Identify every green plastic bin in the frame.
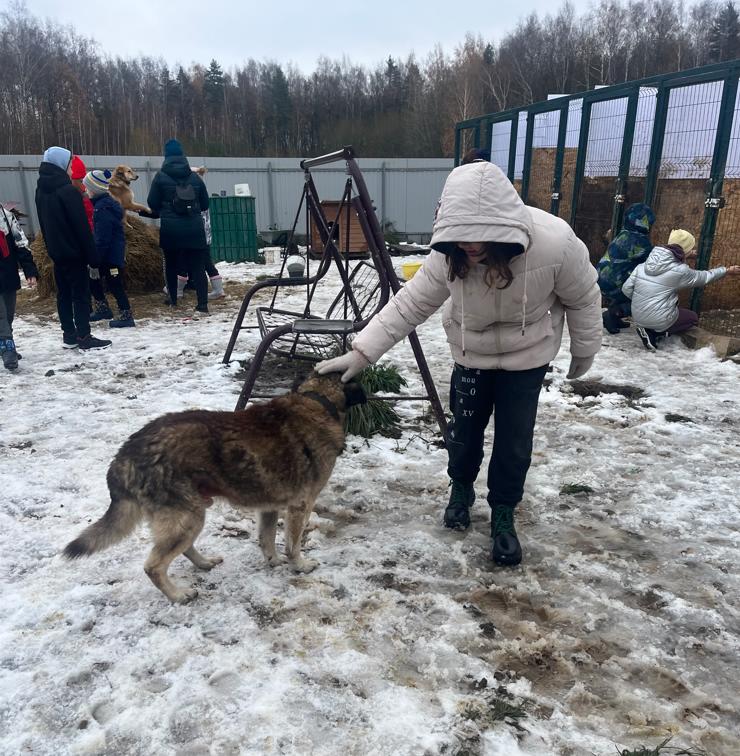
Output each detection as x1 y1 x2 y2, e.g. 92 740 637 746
209 196 259 263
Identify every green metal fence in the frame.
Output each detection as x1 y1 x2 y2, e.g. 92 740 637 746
209 195 260 263
455 60 740 338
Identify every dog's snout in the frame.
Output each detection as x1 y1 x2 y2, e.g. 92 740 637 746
343 381 367 408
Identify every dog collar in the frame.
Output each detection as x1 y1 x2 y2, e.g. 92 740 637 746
300 391 340 421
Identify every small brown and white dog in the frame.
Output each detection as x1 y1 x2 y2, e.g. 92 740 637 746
62 374 366 604
109 165 150 221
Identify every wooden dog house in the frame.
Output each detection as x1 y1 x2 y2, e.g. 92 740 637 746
309 200 370 259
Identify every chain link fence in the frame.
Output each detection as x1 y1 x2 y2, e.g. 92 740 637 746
456 61 740 338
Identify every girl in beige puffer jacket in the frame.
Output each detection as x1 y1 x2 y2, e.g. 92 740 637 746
318 161 602 566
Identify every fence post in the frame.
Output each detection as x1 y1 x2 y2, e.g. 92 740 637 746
570 99 592 228
520 110 535 203
17 159 35 237
643 85 670 208
454 127 462 166
690 72 740 313
380 161 387 229
266 161 277 231
550 103 569 216
611 89 639 238
507 115 519 183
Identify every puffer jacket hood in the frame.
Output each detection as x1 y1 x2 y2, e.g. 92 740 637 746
644 245 679 276
623 203 655 234
430 162 532 254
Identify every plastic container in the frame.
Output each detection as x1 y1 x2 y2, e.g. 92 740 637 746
234 183 251 196
401 262 423 280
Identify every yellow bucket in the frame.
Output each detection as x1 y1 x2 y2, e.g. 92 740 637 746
401 262 423 280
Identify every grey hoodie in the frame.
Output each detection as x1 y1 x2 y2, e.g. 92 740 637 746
351 162 602 371
622 246 726 331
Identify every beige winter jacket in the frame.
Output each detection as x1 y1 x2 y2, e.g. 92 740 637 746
352 162 602 371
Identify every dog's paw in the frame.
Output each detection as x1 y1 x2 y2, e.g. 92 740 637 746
200 555 224 570
171 587 198 604
265 554 287 568
290 557 319 574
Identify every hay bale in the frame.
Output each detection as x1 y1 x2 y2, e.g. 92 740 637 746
33 216 163 298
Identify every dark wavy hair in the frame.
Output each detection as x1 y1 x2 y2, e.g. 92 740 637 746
445 241 524 289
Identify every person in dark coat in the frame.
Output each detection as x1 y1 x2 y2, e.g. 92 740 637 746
34 146 111 350
145 139 210 314
596 203 655 334
0 203 38 370
84 170 135 328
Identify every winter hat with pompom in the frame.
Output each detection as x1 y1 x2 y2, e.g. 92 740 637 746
83 169 112 197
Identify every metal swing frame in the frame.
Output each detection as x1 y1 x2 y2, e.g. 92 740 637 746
223 146 447 437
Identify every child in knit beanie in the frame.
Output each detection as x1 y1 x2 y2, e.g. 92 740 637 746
84 170 135 328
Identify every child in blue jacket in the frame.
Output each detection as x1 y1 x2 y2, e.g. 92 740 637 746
83 170 135 328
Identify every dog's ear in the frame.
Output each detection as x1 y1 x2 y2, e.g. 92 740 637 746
289 375 303 393
343 380 367 408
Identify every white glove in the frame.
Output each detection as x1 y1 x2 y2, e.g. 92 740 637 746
315 350 370 383
566 355 594 380
88 266 100 280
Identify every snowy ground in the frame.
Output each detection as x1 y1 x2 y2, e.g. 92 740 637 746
1 257 739 755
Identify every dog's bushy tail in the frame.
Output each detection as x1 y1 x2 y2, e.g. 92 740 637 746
63 498 141 559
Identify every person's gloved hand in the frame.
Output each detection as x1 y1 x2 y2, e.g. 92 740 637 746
315 350 370 383
566 355 594 380
88 266 100 280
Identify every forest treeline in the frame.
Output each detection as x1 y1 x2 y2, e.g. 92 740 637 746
2 0 740 158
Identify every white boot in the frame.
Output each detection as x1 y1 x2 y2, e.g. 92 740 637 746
208 275 225 300
177 275 188 299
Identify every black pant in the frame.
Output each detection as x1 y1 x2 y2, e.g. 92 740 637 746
164 248 208 309
100 264 130 312
446 363 548 507
54 261 91 339
89 266 130 311
179 248 218 279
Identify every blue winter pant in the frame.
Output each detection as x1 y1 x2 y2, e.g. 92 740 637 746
446 363 549 507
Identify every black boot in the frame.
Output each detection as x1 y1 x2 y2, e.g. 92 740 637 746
1 339 19 371
602 310 622 334
443 480 475 530
491 504 522 566
89 299 114 322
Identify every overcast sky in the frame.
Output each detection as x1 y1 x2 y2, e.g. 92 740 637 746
11 0 591 73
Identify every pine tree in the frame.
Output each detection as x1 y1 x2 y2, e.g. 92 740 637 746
708 1 740 62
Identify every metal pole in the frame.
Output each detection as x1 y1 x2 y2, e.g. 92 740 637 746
454 127 462 167
643 85 670 208
380 161 387 228
691 72 739 313
17 160 35 237
611 90 639 237
520 110 536 203
507 115 519 183
550 104 569 216
570 99 592 229
266 161 277 231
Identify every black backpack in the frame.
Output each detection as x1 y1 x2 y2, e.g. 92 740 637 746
171 180 199 216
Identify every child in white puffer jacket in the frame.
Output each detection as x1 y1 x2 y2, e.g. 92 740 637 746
622 228 740 350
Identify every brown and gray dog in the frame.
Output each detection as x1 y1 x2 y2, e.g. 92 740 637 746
63 374 366 603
